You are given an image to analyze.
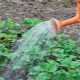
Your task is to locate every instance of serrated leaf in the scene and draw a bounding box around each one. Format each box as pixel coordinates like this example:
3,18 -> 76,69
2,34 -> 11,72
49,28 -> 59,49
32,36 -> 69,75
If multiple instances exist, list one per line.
40,62 -> 49,71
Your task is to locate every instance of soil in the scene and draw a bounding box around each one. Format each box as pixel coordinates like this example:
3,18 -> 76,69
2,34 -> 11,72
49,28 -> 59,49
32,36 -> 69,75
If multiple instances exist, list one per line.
0,0 -> 80,80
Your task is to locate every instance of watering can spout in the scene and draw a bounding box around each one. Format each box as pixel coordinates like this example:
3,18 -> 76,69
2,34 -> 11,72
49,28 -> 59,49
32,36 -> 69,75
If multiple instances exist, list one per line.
50,18 -> 62,32
50,0 -> 80,32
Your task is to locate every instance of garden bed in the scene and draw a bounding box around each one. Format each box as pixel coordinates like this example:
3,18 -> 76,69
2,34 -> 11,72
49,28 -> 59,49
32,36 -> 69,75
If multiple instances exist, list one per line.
0,0 -> 80,80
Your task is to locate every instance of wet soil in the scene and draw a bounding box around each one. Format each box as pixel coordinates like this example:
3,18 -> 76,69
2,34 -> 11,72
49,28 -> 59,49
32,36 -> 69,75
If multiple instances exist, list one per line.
0,0 -> 80,80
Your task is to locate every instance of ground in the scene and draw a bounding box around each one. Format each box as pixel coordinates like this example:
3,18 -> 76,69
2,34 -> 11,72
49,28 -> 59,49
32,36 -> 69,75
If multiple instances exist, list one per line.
0,0 -> 80,79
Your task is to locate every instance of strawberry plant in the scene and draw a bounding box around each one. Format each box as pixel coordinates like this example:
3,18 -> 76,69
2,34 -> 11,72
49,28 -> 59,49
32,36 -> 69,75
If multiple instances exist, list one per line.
0,18 -> 42,68
22,18 -> 42,29
26,34 -> 80,80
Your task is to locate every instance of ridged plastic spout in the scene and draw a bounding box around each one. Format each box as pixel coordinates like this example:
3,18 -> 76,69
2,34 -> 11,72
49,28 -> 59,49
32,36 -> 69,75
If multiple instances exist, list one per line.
51,0 -> 80,32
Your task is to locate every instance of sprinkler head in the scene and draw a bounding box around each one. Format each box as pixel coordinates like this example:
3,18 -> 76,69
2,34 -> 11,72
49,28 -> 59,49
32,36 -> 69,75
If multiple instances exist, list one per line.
50,18 -> 62,32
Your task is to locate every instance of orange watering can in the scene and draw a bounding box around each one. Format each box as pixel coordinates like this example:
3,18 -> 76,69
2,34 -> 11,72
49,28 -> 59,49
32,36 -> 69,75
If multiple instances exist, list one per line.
51,0 -> 80,32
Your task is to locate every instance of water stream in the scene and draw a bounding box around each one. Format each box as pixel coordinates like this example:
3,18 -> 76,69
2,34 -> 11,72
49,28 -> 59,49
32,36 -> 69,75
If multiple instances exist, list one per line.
2,20 -> 56,80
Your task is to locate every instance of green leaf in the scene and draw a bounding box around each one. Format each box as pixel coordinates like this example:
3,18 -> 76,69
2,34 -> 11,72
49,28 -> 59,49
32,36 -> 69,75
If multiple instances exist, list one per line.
5,18 -> 18,28
68,39 -> 75,44
53,73 -> 68,80
0,21 -> 6,28
33,46 -> 41,54
9,30 -> 18,34
0,63 -> 6,67
0,33 -> 7,38
0,77 -> 4,80
76,47 -> 80,54
40,61 -> 58,72
32,18 -> 42,24
48,60 -> 58,72
52,40 -> 58,47
44,72 -> 51,79
68,77 -> 75,80
15,23 -> 20,27
22,18 -> 33,26
22,18 -> 42,27
71,61 -> 80,68
57,33 -> 68,39
36,73 -> 46,80
40,62 -> 49,71
30,66 -> 41,74
6,18 -> 14,27
0,44 -> 5,51
60,57 -> 72,68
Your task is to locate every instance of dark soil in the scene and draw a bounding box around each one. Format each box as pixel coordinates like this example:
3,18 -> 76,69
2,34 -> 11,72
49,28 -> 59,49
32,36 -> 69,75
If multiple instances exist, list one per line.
0,0 -> 80,80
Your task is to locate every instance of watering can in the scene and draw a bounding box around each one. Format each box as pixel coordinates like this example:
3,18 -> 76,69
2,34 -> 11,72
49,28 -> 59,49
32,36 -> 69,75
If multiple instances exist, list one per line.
51,0 -> 80,32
